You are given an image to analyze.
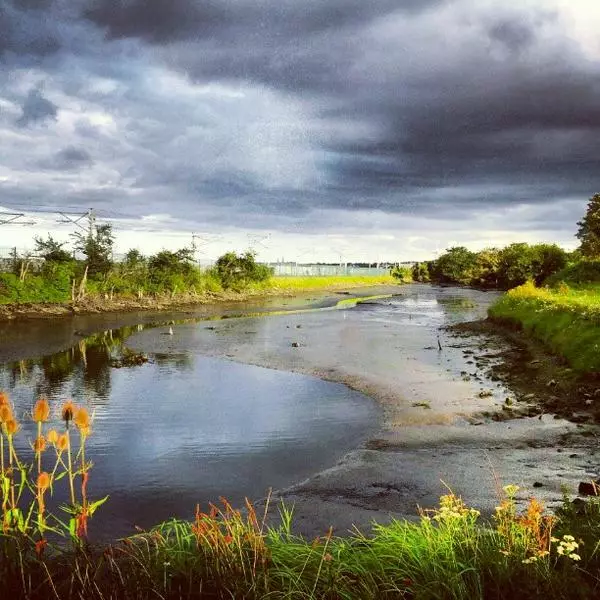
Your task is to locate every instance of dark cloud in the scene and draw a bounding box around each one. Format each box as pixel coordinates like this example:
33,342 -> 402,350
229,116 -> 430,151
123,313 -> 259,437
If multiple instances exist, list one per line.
83,0 -> 440,43
16,88 -> 58,127
0,2 -> 61,57
0,0 -> 598,244
39,146 -> 93,170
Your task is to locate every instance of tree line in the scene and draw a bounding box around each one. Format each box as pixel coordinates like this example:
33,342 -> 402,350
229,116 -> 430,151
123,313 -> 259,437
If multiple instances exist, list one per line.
0,225 -> 272,304
411,193 -> 600,289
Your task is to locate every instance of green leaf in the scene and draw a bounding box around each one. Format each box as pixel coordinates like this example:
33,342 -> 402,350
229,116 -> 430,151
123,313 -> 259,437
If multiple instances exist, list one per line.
88,495 -> 109,517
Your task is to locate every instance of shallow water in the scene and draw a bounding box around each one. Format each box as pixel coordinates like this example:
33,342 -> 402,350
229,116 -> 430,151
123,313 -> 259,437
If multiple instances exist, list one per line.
0,284 -> 508,539
0,321 -> 379,539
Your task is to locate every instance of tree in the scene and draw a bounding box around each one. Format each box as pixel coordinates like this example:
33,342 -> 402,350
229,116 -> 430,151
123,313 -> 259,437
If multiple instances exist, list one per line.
34,235 -> 72,263
72,223 -> 115,277
431,247 -> 478,285
576,193 -> 600,258
148,248 -> 195,282
497,243 -> 536,289
531,243 -> 567,286
213,251 -> 273,289
473,248 -> 501,288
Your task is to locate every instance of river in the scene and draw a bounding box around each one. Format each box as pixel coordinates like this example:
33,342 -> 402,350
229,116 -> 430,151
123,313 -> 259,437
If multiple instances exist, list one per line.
0,284 -> 597,539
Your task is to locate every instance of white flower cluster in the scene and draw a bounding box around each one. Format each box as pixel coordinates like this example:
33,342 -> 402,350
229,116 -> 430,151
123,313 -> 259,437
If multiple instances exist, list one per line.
552,535 -> 581,561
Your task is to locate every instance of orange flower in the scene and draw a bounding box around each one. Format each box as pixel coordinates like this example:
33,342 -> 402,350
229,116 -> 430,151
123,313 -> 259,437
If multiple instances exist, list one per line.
79,425 -> 92,438
33,397 -> 50,423
57,433 -> 69,452
47,429 -> 59,445
0,392 -> 8,406
62,400 -> 75,424
5,419 -> 19,436
0,404 -> 12,423
37,472 -> 51,492
33,435 -> 47,453
74,407 -> 90,430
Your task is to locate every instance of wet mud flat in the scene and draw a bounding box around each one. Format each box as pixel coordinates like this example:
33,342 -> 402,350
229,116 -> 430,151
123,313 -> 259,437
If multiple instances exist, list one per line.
127,285 -> 600,538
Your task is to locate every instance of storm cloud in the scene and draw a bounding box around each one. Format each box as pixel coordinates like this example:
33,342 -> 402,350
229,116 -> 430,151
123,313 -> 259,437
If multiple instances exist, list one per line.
0,0 -> 598,258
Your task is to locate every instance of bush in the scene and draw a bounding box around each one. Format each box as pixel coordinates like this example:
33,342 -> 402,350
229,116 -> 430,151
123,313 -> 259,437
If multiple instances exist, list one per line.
212,252 -> 273,290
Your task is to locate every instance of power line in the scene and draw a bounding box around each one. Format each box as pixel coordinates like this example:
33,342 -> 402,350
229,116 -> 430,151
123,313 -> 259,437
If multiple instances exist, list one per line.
0,212 -> 36,226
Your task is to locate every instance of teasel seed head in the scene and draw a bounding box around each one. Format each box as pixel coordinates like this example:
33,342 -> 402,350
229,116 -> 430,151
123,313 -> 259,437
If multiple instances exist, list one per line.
33,397 -> 50,423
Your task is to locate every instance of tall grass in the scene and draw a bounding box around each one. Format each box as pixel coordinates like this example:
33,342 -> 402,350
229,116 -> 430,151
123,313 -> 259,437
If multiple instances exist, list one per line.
259,274 -> 399,292
488,281 -> 600,372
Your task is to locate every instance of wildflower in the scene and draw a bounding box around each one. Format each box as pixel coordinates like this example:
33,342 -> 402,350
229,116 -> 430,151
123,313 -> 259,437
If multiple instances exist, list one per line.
74,407 -> 90,431
5,419 -> 19,435
33,435 -> 47,453
0,392 -> 8,406
570,554 -> 581,561
79,425 -> 92,438
0,404 -> 12,423
35,538 -> 47,557
503,484 -> 519,497
47,429 -> 59,444
57,433 -> 69,452
33,397 -> 50,423
62,400 -> 75,424
37,472 -> 51,492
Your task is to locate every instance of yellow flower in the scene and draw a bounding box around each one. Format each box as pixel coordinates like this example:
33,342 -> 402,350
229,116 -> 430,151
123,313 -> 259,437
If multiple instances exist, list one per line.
57,433 -> 69,452
0,391 -> 8,406
74,407 -> 90,431
0,404 -> 12,423
47,429 -> 59,444
33,435 -> 47,453
33,397 -> 50,423
5,419 -> 19,436
37,472 -> 51,492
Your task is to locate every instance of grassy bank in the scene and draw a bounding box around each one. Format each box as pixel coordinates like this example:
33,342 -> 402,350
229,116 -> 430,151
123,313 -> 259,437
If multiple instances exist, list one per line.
0,274 -> 401,321
258,273 -> 398,292
488,281 -> 600,373
2,489 -> 599,599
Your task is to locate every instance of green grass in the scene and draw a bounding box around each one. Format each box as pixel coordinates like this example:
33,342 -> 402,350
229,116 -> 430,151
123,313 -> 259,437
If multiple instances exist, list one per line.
2,392 -> 599,599
0,272 -> 400,306
488,281 -> 600,372
259,274 -> 399,292
2,488 -> 599,599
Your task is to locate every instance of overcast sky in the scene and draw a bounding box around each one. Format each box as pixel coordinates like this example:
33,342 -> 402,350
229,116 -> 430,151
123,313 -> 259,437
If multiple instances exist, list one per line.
1,0 -> 598,261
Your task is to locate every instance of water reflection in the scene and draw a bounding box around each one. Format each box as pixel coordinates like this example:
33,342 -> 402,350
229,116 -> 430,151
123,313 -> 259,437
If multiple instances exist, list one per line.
0,320 -> 379,540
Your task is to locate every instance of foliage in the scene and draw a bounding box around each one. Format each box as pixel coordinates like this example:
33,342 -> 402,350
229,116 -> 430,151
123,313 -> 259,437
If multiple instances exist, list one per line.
430,246 -> 478,285
412,261 -> 431,282
390,265 -> 412,282
428,244 -> 568,289
1,481 -> 599,599
546,259 -> 600,288
71,223 -> 115,278
0,393 -> 105,550
473,247 -> 501,287
213,251 -> 273,290
0,268 -> 74,304
267,274 -> 397,291
33,235 -> 73,263
576,193 -> 600,258
489,281 -> 600,372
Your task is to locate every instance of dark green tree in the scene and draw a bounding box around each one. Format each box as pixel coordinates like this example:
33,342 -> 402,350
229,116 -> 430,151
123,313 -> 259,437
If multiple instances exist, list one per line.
213,251 -> 272,289
576,193 -> 600,258
34,235 -> 72,263
72,223 -> 115,277
531,244 -> 567,286
431,247 -> 478,285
